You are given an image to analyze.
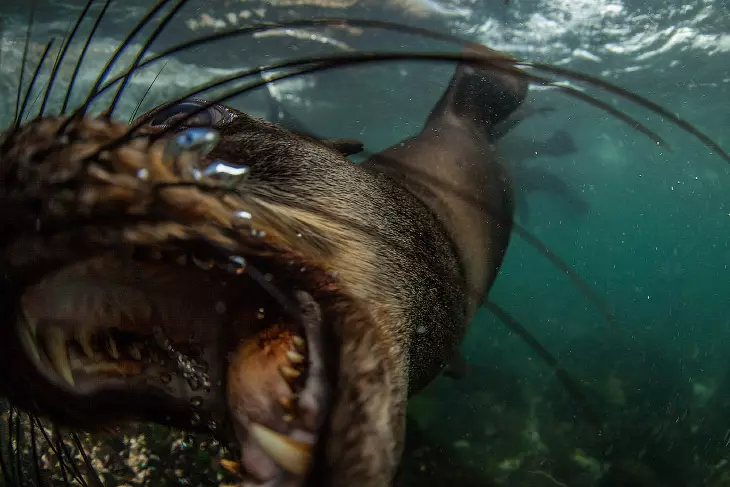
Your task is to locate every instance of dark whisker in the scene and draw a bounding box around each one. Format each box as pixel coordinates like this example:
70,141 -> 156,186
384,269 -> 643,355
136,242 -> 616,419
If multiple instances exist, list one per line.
90,18 -> 489,102
54,436 -> 72,487
529,76 -> 669,149
60,0 -> 114,116
14,407 -> 23,485
485,301 -> 606,432
105,0 -> 188,117
511,224 -> 617,328
72,432 -> 103,487
29,413 -> 44,487
28,23 -> 72,119
129,62 -> 169,123
39,0 -> 95,117
522,61 -> 730,163
86,18 -> 727,163
13,3 -> 37,127
0,407 -> 13,486
33,418 -> 74,487
53,426 -> 90,487
16,39 -> 56,125
69,0 -> 175,123
116,52 -> 664,156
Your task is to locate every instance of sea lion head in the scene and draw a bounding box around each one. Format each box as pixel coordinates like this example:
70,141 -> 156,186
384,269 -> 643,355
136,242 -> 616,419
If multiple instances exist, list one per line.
0,100 -> 396,486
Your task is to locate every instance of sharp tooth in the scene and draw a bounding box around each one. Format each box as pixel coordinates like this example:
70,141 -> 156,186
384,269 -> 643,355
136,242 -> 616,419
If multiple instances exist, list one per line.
107,336 -> 119,359
286,350 -> 305,365
218,458 -> 241,476
21,307 -> 37,337
280,365 -> 300,380
19,322 -> 40,362
249,423 -> 311,475
75,328 -> 95,359
44,327 -> 75,386
129,343 -> 142,361
292,336 -> 305,348
279,395 -> 293,409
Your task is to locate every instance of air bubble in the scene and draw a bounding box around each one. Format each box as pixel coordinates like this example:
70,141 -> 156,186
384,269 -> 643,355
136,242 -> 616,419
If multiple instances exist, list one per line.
136,168 -> 149,180
190,396 -> 204,408
215,301 -> 227,314
228,255 -> 246,274
201,161 -> 249,179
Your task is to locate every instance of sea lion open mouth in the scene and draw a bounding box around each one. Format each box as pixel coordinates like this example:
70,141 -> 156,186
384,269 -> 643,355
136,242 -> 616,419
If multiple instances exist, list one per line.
0,112 -> 347,485
2,1 -> 730,485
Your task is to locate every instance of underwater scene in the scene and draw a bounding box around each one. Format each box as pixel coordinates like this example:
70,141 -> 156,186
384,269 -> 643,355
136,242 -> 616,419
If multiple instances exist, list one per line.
0,0 -> 729,486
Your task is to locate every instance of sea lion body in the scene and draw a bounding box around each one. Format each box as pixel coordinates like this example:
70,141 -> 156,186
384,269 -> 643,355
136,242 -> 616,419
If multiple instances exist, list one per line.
195,55 -> 525,484
0,43 -> 525,487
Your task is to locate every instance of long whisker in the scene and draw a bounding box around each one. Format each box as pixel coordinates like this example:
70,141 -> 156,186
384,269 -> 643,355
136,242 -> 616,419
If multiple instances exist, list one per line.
14,407 -> 23,485
120,53 -> 664,153
29,412 -> 44,487
70,0 -> 174,121
28,23 -> 74,119
129,62 -> 169,123
522,61 -> 730,163
13,3 -> 38,127
16,39 -> 56,125
86,18 -> 727,163
33,418 -> 75,487
73,432 -> 103,487
105,0 -> 188,117
0,408 -> 12,486
60,0 -> 114,115
485,301 -> 606,431
91,18 -> 493,98
39,0 -> 95,117
53,426 -> 90,487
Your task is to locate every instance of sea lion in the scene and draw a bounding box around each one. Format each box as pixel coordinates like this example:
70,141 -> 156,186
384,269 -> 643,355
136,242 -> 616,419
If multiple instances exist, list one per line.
3,5 -> 729,487
0,26 -> 522,487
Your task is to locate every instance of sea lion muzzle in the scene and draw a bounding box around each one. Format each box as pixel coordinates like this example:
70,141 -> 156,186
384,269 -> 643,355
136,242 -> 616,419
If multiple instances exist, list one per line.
0,113 -> 354,486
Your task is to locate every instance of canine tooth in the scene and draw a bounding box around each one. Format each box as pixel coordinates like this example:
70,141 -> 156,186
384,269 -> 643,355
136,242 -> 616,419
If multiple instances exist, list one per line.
44,327 -> 75,386
218,458 -> 241,476
129,344 -> 142,361
107,336 -> 120,359
280,365 -> 300,380
76,329 -> 95,358
292,336 -> 305,348
21,307 -> 37,337
249,423 -> 311,475
19,323 -> 40,362
286,350 -> 305,364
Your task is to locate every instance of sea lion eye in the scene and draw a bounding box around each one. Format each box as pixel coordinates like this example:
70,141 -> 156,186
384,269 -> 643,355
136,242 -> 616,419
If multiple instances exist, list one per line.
145,98 -> 235,129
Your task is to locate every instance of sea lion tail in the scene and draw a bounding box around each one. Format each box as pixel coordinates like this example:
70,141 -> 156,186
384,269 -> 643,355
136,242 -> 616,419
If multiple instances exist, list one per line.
427,44 -> 529,134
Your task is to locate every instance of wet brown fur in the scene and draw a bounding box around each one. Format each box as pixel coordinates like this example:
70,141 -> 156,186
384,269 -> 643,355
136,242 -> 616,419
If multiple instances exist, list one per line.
0,37 -> 524,486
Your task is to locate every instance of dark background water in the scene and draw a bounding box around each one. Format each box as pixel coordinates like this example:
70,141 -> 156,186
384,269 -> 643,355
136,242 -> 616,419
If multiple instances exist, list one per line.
1,0 -> 729,485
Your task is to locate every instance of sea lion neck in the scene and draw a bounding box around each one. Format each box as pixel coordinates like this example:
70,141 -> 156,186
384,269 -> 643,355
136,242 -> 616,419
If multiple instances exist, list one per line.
362,60 -> 525,316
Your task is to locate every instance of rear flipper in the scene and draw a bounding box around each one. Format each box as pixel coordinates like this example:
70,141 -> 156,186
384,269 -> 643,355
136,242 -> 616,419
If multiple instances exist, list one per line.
425,44 -> 528,135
